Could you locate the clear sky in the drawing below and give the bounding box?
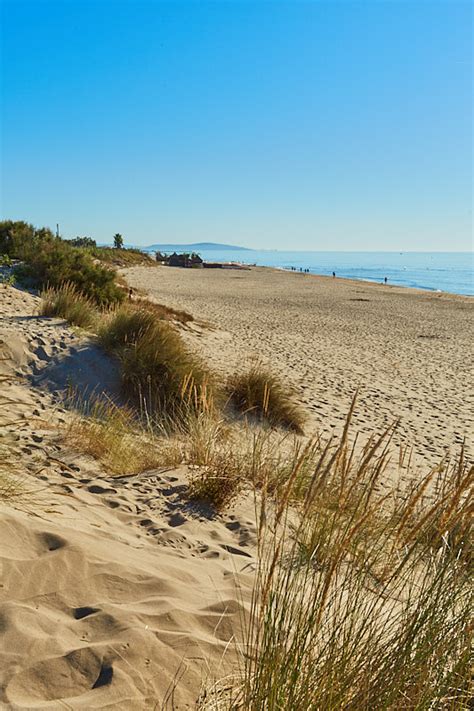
[1,0,472,250]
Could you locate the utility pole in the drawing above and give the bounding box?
[56,223,60,239]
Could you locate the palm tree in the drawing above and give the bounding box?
[113,233,124,249]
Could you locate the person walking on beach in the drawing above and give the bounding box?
[332,271,336,278]
[384,276,388,284]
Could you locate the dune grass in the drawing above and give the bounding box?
[227,365,305,434]
[0,409,32,504]
[90,245,156,267]
[132,297,194,324]
[97,307,156,351]
[202,407,473,711]
[98,306,215,421]
[40,282,98,329]
[39,283,203,424]
[64,397,173,475]
[185,414,243,510]
[0,444,25,503]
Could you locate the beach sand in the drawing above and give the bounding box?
[0,285,255,709]
[1,270,472,708]
[125,265,474,470]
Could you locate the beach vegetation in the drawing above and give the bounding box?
[40,282,98,329]
[0,442,25,503]
[98,306,215,420]
[0,220,55,258]
[15,239,124,306]
[131,297,194,324]
[113,233,124,249]
[64,396,166,476]
[201,411,472,711]
[188,457,242,511]
[90,245,156,267]
[184,414,242,510]
[0,220,124,306]
[68,236,97,248]
[227,364,305,434]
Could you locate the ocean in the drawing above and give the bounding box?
[160,250,473,296]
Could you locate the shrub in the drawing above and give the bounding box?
[227,365,305,433]
[90,246,156,267]
[17,239,124,306]
[40,282,98,329]
[99,307,214,420]
[0,220,125,307]
[0,220,54,258]
[68,236,97,248]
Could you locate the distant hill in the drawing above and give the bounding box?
[144,242,251,252]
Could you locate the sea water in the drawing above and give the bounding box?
[173,250,473,296]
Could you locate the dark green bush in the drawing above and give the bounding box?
[68,236,97,248]
[0,221,124,306]
[0,220,54,258]
[17,240,124,306]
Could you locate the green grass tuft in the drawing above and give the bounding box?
[99,306,215,421]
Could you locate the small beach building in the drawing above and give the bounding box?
[168,252,203,268]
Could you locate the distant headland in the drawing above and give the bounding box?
[144,242,251,252]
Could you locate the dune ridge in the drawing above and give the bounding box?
[0,285,255,709]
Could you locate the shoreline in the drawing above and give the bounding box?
[146,248,473,297]
[236,263,474,299]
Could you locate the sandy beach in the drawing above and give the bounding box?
[0,285,256,709]
[0,269,472,708]
[125,265,474,470]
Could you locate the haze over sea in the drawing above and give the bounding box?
[151,249,472,296]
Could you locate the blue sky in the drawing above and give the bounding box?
[1,0,472,250]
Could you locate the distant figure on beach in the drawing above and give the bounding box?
[384,276,388,284]
[332,271,336,278]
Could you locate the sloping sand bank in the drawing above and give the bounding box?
[0,286,255,709]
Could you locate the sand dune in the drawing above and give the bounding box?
[1,269,472,708]
[0,285,255,709]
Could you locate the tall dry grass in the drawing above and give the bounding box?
[64,396,175,475]
[40,282,98,329]
[227,365,305,434]
[201,403,473,710]
[185,414,244,510]
[0,444,26,503]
